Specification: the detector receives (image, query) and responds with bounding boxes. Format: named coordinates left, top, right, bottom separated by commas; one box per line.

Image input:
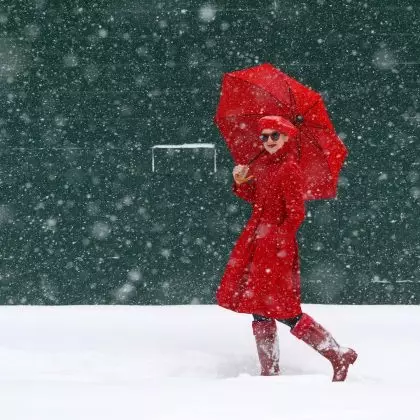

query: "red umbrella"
left=214, top=63, right=348, bottom=200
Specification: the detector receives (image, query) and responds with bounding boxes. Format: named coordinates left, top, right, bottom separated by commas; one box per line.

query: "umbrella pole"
left=247, top=149, right=266, bottom=165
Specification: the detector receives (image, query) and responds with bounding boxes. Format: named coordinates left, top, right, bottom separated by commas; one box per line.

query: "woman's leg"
left=277, top=314, right=302, bottom=329
left=251, top=313, right=302, bottom=376
left=252, top=314, right=280, bottom=376
left=253, top=314, right=271, bottom=322
left=290, top=313, right=358, bottom=381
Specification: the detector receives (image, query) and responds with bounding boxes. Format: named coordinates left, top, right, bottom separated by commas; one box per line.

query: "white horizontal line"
left=0, top=147, right=139, bottom=151
left=152, top=143, right=215, bottom=149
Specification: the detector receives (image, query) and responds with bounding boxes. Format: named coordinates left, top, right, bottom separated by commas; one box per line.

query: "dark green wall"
left=0, top=0, right=419, bottom=304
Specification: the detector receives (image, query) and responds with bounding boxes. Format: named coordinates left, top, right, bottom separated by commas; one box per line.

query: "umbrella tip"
left=295, top=115, right=304, bottom=125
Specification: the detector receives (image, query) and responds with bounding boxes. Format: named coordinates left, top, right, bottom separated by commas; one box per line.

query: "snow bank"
left=0, top=304, right=418, bottom=419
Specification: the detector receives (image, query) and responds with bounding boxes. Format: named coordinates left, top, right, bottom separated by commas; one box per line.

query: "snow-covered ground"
left=0, top=304, right=419, bottom=419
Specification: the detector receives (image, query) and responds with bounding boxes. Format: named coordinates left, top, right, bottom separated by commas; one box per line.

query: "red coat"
left=217, top=143, right=305, bottom=319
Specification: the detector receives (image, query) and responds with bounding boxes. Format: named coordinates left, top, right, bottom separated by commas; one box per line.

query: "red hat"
left=258, top=115, right=298, bottom=138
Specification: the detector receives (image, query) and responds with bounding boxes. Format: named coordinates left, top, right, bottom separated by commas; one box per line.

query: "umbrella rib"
left=301, top=127, right=334, bottom=175
left=223, top=113, right=270, bottom=120
left=296, top=130, right=302, bottom=161
left=226, top=74, right=291, bottom=115
left=302, top=98, right=322, bottom=117
left=222, top=114, right=329, bottom=131
left=288, top=85, right=298, bottom=118
left=304, top=122, right=331, bottom=130
left=301, top=127, right=324, bottom=153
left=226, top=74, right=324, bottom=124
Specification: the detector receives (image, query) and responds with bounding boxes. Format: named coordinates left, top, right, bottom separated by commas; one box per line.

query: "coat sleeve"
left=232, top=179, right=256, bottom=204
left=280, top=162, right=305, bottom=233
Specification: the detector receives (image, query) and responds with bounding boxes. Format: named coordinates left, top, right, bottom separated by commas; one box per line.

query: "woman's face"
left=260, top=130, right=289, bottom=154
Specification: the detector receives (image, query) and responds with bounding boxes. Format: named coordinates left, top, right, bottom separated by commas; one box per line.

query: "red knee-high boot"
left=252, top=319, right=280, bottom=376
left=291, top=313, right=357, bottom=382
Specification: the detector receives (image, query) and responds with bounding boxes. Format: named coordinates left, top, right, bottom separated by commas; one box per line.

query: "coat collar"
left=257, top=139, right=298, bottom=165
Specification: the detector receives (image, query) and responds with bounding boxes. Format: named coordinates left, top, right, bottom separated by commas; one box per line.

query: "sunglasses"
left=259, top=132, right=280, bottom=142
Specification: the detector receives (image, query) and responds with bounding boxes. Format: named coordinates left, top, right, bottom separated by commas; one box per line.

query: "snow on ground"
left=0, top=304, right=419, bottom=420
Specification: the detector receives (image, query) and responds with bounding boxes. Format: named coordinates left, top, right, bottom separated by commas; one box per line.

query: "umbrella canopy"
left=214, top=63, right=348, bottom=200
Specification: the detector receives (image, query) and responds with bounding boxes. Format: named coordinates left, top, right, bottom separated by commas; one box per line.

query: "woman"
left=216, top=115, right=357, bottom=381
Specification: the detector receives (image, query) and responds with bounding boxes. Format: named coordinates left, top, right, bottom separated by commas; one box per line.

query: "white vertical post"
left=214, top=147, right=217, bottom=173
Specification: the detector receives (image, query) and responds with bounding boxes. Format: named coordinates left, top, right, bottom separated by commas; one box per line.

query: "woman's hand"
left=233, top=165, right=255, bottom=184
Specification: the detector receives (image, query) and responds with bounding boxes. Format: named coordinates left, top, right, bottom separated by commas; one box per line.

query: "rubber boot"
left=252, top=319, right=280, bottom=376
left=291, top=313, right=357, bottom=381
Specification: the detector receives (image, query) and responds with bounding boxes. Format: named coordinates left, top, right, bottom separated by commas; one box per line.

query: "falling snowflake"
left=198, top=4, right=217, bottom=22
